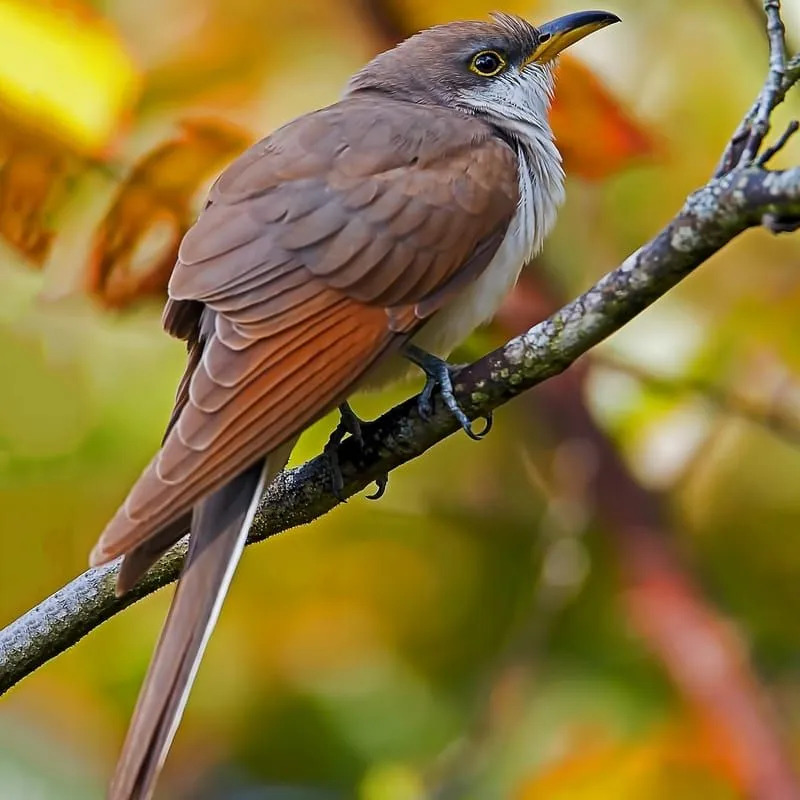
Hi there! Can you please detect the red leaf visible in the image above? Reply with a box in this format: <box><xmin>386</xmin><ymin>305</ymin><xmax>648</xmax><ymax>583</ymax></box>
<box><xmin>551</xmin><ymin>57</ymin><xmax>658</xmax><ymax>180</ymax></box>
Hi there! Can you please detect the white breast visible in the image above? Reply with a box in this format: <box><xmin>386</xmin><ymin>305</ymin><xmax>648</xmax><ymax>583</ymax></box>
<box><xmin>411</xmin><ymin>142</ymin><xmax>564</xmax><ymax>359</ymax></box>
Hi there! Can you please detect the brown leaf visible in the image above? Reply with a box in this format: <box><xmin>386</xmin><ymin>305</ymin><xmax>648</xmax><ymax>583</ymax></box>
<box><xmin>0</xmin><ymin>132</ymin><xmax>73</xmax><ymax>266</ymax></box>
<box><xmin>551</xmin><ymin>57</ymin><xmax>657</xmax><ymax>180</ymax></box>
<box><xmin>87</xmin><ymin>118</ymin><xmax>251</xmax><ymax>308</ymax></box>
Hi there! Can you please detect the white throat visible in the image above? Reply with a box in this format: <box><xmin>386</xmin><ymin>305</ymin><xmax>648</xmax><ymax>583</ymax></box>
<box><xmin>505</xmin><ymin>119</ymin><xmax>565</xmax><ymax>259</ymax></box>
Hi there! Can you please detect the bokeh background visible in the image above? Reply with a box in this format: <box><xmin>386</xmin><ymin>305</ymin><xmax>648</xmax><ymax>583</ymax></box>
<box><xmin>3</xmin><ymin>0</ymin><xmax>800</xmax><ymax>797</ymax></box>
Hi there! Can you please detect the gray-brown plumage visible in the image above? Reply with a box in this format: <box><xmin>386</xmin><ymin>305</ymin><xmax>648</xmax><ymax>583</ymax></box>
<box><xmin>90</xmin><ymin>10</ymin><xmax>619</xmax><ymax>800</ymax></box>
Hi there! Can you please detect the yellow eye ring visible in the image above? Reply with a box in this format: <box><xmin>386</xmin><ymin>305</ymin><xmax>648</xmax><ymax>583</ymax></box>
<box><xmin>469</xmin><ymin>50</ymin><xmax>506</xmax><ymax>77</ymax></box>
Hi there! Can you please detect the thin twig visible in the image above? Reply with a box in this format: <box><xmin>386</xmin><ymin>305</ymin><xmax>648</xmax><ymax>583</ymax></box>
<box><xmin>740</xmin><ymin>1</ymin><xmax>788</xmax><ymax>164</ymax></box>
<box><xmin>716</xmin><ymin>2</ymin><xmax>798</xmax><ymax>177</ymax></box>
<box><xmin>742</xmin><ymin>0</ymin><xmax>799</xmax><ymax>61</ymax></box>
<box><xmin>758</xmin><ymin>119</ymin><xmax>800</xmax><ymax>164</ymax></box>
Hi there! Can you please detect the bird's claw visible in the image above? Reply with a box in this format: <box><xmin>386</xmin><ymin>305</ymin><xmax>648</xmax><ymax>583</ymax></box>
<box><xmin>405</xmin><ymin>345</ymin><xmax>492</xmax><ymax>440</ymax></box>
<box><xmin>365</xmin><ymin>473</ymin><xmax>389</xmax><ymax>501</ymax></box>
<box><xmin>325</xmin><ymin>402</ymin><xmax>388</xmax><ymax>501</ymax></box>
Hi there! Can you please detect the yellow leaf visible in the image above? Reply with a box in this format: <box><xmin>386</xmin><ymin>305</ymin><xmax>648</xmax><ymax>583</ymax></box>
<box><xmin>0</xmin><ymin>0</ymin><xmax>139</xmax><ymax>154</ymax></box>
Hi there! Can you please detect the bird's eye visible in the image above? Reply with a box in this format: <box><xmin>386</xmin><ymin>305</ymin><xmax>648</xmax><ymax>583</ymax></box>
<box><xmin>469</xmin><ymin>50</ymin><xmax>506</xmax><ymax>77</ymax></box>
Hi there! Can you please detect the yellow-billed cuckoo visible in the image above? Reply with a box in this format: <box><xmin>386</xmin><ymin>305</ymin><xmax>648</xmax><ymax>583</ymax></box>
<box><xmin>90</xmin><ymin>10</ymin><xmax>619</xmax><ymax>798</ymax></box>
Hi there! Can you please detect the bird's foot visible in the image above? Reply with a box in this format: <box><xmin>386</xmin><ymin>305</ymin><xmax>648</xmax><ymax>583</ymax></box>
<box><xmin>404</xmin><ymin>344</ymin><xmax>492</xmax><ymax>441</ymax></box>
<box><xmin>324</xmin><ymin>402</ymin><xmax>388</xmax><ymax>501</ymax></box>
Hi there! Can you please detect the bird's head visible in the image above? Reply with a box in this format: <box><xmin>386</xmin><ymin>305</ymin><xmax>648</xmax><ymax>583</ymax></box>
<box><xmin>347</xmin><ymin>10</ymin><xmax>620</xmax><ymax>132</ymax></box>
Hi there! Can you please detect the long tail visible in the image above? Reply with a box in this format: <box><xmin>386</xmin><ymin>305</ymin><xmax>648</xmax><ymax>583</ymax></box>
<box><xmin>109</xmin><ymin>444</ymin><xmax>293</xmax><ymax>800</ymax></box>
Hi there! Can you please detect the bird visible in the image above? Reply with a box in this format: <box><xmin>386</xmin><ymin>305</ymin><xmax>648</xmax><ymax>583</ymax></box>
<box><xmin>90</xmin><ymin>9</ymin><xmax>620</xmax><ymax>799</ymax></box>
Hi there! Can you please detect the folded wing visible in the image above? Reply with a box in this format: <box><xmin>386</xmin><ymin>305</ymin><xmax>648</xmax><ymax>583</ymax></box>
<box><xmin>91</xmin><ymin>96</ymin><xmax>519</xmax><ymax>566</ymax></box>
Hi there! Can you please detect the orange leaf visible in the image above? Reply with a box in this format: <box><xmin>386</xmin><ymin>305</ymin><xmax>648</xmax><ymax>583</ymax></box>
<box><xmin>0</xmin><ymin>133</ymin><xmax>73</xmax><ymax>266</ymax></box>
<box><xmin>87</xmin><ymin>118</ymin><xmax>251</xmax><ymax>309</ymax></box>
<box><xmin>515</xmin><ymin>720</ymin><xmax>741</xmax><ymax>800</ymax></box>
<box><xmin>383</xmin><ymin>0</ymin><xmax>542</xmax><ymax>29</ymax></box>
<box><xmin>515</xmin><ymin>721</ymin><xmax>742</xmax><ymax>800</ymax></box>
<box><xmin>551</xmin><ymin>57</ymin><xmax>657</xmax><ymax>180</ymax></box>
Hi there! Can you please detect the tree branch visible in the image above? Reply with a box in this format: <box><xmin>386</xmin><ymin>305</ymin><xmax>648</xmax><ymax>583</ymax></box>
<box><xmin>3</xmin><ymin>164</ymin><xmax>800</xmax><ymax>694</ymax></box>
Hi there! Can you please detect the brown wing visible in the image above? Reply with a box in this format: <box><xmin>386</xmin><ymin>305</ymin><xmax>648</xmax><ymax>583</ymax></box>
<box><xmin>91</xmin><ymin>96</ymin><xmax>518</xmax><ymax>563</ymax></box>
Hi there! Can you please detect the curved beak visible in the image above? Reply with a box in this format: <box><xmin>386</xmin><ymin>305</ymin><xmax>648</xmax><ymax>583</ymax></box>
<box><xmin>524</xmin><ymin>10</ymin><xmax>620</xmax><ymax>65</ymax></box>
